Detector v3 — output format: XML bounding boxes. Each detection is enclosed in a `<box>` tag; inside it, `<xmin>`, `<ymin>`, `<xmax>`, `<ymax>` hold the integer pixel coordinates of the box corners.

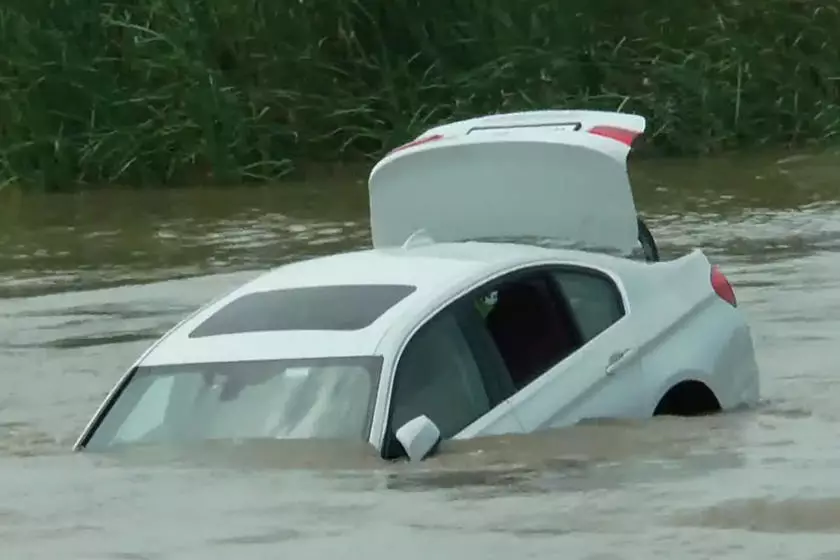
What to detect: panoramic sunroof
<box><xmin>189</xmin><ymin>284</ymin><xmax>417</xmax><ymax>337</ymax></box>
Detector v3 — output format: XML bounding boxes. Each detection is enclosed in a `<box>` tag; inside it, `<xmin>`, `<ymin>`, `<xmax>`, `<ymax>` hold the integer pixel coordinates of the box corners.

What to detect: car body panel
<box><xmin>368</xmin><ymin>111</ymin><xmax>646</xmax><ymax>255</ymax></box>
<box><xmin>454</xmin><ymin>399</ymin><xmax>525</xmax><ymax>439</ymax></box>
<box><xmin>502</xmin><ymin>312</ymin><xmax>648</xmax><ymax>431</ymax></box>
<box><xmin>495</xmin><ymin>250</ymin><xmax>759</xmax><ymax>431</ymax></box>
<box><xmin>644</xmin><ymin>300</ymin><xmax>761</xmax><ymax>413</ymax></box>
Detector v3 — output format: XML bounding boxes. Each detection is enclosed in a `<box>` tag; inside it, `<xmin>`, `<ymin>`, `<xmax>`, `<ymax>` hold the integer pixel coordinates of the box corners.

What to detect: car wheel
<box><xmin>637</xmin><ymin>217</ymin><xmax>660</xmax><ymax>262</ymax></box>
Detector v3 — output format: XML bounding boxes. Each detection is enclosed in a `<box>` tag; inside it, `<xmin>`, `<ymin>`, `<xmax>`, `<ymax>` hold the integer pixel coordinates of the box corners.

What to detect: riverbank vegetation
<box><xmin>1</xmin><ymin>0</ymin><xmax>838</xmax><ymax>191</ymax></box>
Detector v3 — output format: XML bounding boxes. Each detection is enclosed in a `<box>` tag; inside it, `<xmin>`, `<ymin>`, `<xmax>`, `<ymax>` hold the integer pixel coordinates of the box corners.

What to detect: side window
<box><xmin>550</xmin><ymin>269</ymin><xmax>625</xmax><ymax>342</ymax></box>
<box><xmin>388</xmin><ymin>309</ymin><xmax>492</xmax><ymax>446</ymax></box>
<box><xmin>475</xmin><ymin>272</ymin><xmax>582</xmax><ymax>391</ymax></box>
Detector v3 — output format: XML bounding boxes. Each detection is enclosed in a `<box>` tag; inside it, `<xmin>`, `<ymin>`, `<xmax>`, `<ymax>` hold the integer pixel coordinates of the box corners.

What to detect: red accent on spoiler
<box><xmin>588</xmin><ymin>125</ymin><xmax>640</xmax><ymax>147</ymax></box>
<box><xmin>389</xmin><ymin>134</ymin><xmax>444</xmax><ymax>155</ymax></box>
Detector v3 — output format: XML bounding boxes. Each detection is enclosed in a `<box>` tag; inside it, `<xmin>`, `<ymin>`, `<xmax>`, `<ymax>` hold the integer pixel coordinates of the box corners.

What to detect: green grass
<box><xmin>1</xmin><ymin>0</ymin><xmax>839</xmax><ymax>191</ymax></box>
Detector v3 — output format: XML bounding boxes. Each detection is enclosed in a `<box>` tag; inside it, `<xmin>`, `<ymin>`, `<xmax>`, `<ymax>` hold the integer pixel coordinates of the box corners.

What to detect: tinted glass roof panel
<box><xmin>189</xmin><ymin>284</ymin><xmax>417</xmax><ymax>338</ymax></box>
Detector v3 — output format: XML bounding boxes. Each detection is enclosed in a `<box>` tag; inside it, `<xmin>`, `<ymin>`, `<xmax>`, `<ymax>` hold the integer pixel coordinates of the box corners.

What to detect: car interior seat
<box><xmin>485</xmin><ymin>280</ymin><xmax>576</xmax><ymax>389</ymax></box>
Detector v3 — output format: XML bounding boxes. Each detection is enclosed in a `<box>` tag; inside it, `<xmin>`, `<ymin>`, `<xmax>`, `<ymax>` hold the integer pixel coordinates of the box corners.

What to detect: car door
<box><xmin>380</xmin><ymin>300</ymin><xmax>522</xmax><ymax>460</ymax></box>
<box><xmin>468</xmin><ymin>264</ymin><xmax>648</xmax><ymax>432</ymax></box>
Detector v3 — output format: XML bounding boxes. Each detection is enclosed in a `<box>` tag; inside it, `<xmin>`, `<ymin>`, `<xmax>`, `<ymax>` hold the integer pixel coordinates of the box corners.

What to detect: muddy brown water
<box><xmin>3</xmin><ymin>150</ymin><xmax>840</xmax><ymax>559</ymax></box>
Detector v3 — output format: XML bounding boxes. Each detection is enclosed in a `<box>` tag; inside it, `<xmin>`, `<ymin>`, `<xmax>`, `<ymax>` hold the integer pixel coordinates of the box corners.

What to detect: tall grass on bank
<box><xmin>1</xmin><ymin>0</ymin><xmax>839</xmax><ymax>190</ymax></box>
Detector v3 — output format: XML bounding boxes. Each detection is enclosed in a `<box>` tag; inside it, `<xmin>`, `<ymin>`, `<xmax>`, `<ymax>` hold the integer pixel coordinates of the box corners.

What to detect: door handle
<box><xmin>605</xmin><ymin>348</ymin><xmax>637</xmax><ymax>375</ymax></box>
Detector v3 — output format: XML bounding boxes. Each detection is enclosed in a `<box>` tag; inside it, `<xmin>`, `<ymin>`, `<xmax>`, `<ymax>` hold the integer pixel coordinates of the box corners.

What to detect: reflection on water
<box><xmin>2</xmin><ymin>149</ymin><xmax>840</xmax><ymax>557</ymax></box>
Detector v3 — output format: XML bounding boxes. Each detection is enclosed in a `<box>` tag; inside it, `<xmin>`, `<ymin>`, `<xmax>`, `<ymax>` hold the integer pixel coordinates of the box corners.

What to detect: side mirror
<box><xmin>395</xmin><ymin>415</ymin><xmax>441</xmax><ymax>462</ymax></box>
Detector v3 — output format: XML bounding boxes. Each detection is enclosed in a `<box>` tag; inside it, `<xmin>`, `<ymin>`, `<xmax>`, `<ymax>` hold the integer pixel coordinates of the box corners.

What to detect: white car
<box><xmin>74</xmin><ymin>110</ymin><xmax>760</xmax><ymax>462</ymax></box>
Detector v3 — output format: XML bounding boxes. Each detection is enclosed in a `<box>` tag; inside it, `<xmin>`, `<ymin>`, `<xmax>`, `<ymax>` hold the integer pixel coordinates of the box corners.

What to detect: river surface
<box><xmin>2</xmin><ymin>150</ymin><xmax>840</xmax><ymax>559</ymax></box>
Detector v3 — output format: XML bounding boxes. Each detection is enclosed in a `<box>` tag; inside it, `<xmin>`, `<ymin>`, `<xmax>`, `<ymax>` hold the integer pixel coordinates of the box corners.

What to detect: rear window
<box><xmin>189</xmin><ymin>284</ymin><xmax>417</xmax><ymax>338</ymax></box>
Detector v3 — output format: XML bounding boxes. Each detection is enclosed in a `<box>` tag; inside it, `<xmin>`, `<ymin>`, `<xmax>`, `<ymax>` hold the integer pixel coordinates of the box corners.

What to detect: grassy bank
<box><xmin>1</xmin><ymin>0</ymin><xmax>839</xmax><ymax>191</ymax></box>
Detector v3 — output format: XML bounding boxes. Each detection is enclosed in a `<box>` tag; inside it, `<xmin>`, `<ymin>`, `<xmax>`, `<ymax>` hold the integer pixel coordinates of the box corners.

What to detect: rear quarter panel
<box><xmin>646</xmin><ymin>297</ymin><xmax>760</xmax><ymax>411</ymax></box>
<box><xmin>624</xmin><ymin>251</ymin><xmax>761</xmax><ymax>413</ymax></box>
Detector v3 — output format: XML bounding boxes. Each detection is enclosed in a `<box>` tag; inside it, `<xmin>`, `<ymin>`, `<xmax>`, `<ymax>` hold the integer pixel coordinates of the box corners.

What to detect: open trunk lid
<box><xmin>368</xmin><ymin>110</ymin><xmax>646</xmax><ymax>255</ymax></box>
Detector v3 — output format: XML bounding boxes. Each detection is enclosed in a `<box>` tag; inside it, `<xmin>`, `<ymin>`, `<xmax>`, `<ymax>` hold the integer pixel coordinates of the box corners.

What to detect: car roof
<box><xmin>140</xmin><ymin>246</ymin><xmax>487</xmax><ymax>366</ymax></box>
<box><xmin>139</xmin><ymin>241</ymin><xmax>647</xmax><ymax>367</ymax></box>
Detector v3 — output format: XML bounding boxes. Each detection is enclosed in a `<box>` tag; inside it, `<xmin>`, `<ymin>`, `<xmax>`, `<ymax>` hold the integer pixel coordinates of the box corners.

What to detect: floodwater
<box><xmin>2</xmin><ymin>149</ymin><xmax>840</xmax><ymax>559</ymax></box>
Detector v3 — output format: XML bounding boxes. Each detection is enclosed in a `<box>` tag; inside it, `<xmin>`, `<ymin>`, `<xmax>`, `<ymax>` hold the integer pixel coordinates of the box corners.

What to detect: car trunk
<box><xmin>367</xmin><ymin>110</ymin><xmax>646</xmax><ymax>256</ymax></box>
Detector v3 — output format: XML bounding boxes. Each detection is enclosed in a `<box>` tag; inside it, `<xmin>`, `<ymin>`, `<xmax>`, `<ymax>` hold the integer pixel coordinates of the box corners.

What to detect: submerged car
<box><xmin>74</xmin><ymin>110</ymin><xmax>760</xmax><ymax>462</ymax></box>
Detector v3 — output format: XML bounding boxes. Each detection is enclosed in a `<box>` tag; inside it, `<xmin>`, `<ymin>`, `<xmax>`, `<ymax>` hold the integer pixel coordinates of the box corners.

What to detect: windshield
<box><xmin>83</xmin><ymin>356</ymin><xmax>382</xmax><ymax>450</ymax></box>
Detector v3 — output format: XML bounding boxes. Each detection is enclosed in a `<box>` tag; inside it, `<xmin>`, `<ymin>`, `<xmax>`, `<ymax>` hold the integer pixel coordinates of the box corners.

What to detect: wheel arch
<box><xmin>652</xmin><ymin>377</ymin><xmax>722</xmax><ymax>417</ymax></box>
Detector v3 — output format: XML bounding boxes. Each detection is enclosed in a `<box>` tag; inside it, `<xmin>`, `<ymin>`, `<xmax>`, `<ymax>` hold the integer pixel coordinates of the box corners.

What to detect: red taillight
<box><xmin>711</xmin><ymin>265</ymin><xmax>737</xmax><ymax>307</ymax></box>
<box><xmin>588</xmin><ymin>125</ymin><xmax>639</xmax><ymax>147</ymax></box>
<box><xmin>389</xmin><ymin>134</ymin><xmax>444</xmax><ymax>155</ymax></box>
